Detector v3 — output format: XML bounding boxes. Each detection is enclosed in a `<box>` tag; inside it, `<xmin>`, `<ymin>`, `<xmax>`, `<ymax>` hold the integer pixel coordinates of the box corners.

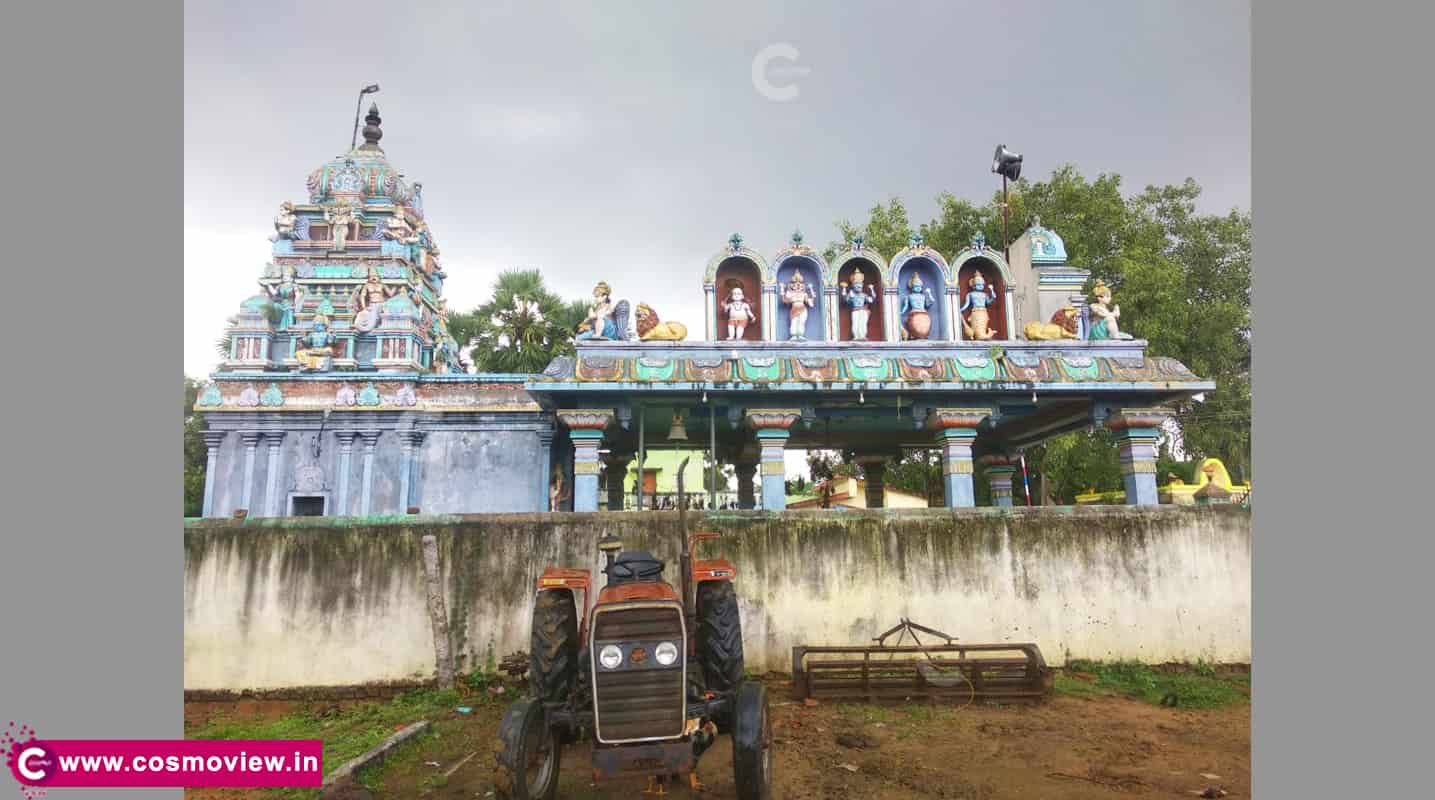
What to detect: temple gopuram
<box><xmin>194</xmin><ymin>109</ymin><xmax>1214</xmax><ymax>518</ymax></box>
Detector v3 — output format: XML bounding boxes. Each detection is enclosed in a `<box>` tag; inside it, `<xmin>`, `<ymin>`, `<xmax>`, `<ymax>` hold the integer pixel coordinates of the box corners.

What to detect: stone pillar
<box><xmin>855</xmin><ymin>455</ymin><xmax>888</xmax><ymax>509</ymax></box>
<box><xmin>263</xmin><ymin>432</ymin><xmax>285</xmax><ymax>517</ymax></box>
<box><xmin>734</xmin><ymin>462</ymin><xmax>758</xmax><ymax>509</ymax></box>
<box><xmin>200</xmin><ymin>431</ymin><xmax>226</xmax><ymax>517</ymax></box>
<box><xmin>399</xmin><ymin>430</ymin><xmax>427</xmax><ymax>513</ymax></box>
<box><xmin>1105</xmin><ymin>408</ymin><xmax>1168</xmax><ymax>506</ymax></box>
<box><xmin>979</xmin><ymin>454</ymin><xmax>1020</xmax><ymax>507</ymax></box>
<box><xmin>557</xmin><ymin>409</ymin><xmax>616</xmax><ymax>512</ymax></box>
<box><xmin>928</xmin><ymin>408</ymin><xmax>991</xmax><ymax>508</ymax></box>
<box><xmin>538</xmin><ymin>427</ymin><xmax>555</xmax><ymax>512</ymax></box>
<box><xmin>238</xmin><ymin>431</ymin><xmax>262</xmax><ymax>514</ymax></box>
<box><xmin>603</xmin><ymin>452</ymin><xmax>633</xmax><ymax>511</ymax></box>
<box><xmin>358</xmin><ymin>430</ymin><xmax>381</xmax><ymax>515</ymax></box>
<box><xmin>334</xmin><ymin>431</ymin><xmax>358</xmax><ymax>515</ymax></box>
<box><xmin>746</xmin><ymin>409</ymin><xmax>801</xmax><ymax>510</ymax></box>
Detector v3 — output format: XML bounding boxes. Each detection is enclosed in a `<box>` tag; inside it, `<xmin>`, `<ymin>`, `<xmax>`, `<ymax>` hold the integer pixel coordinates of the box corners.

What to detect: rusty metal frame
<box><xmin>591</xmin><ymin>741</ymin><xmax>696</xmax><ymax>781</ymax></box>
<box><xmin>791</xmin><ymin>640</ymin><xmax>1052</xmax><ymax>703</ymax></box>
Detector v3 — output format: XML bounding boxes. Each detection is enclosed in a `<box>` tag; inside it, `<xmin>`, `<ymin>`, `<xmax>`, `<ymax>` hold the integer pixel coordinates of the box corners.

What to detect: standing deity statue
<box><xmin>722</xmin><ymin>282</ymin><xmax>757</xmax><ymax>340</ymax></box>
<box><xmin>900</xmin><ymin>274</ymin><xmax>937</xmax><ymax>340</ymax></box>
<box><xmin>384</xmin><ymin>212</ymin><xmax>418</xmax><ymax>245</ymax></box>
<box><xmin>959</xmin><ymin>273</ymin><xmax>999</xmax><ymax>340</ymax></box>
<box><xmin>262</xmin><ymin>266</ymin><xmax>299</xmax><ymax>330</ymax></box>
<box><xmin>577</xmin><ymin>281</ymin><xmax>619</xmax><ymax>340</ymax></box>
<box><xmin>270</xmin><ymin>201</ymin><xmax>298</xmax><ymax>241</ymax></box>
<box><xmin>351</xmin><ymin>266</ymin><xmax>397</xmax><ymax>332</ymax></box>
<box><xmin>780</xmin><ymin>272</ymin><xmax>816</xmax><ymax>341</ymax></box>
<box><xmin>840</xmin><ymin>268</ymin><xmax>878</xmax><ymax>340</ymax></box>
<box><xmin>324</xmin><ymin>203</ymin><xmax>358</xmax><ymax>251</ymax></box>
<box><xmin>1086</xmin><ymin>280</ymin><xmax>1133</xmax><ymax>340</ymax></box>
<box><xmin>295</xmin><ymin>315</ymin><xmax>335</xmax><ymax>371</ymax></box>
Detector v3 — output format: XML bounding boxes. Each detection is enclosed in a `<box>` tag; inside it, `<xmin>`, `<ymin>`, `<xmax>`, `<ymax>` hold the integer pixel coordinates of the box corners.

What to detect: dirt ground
<box><xmin>186</xmin><ymin>677</ymin><xmax>1249</xmax><ymax>800</ymax></box>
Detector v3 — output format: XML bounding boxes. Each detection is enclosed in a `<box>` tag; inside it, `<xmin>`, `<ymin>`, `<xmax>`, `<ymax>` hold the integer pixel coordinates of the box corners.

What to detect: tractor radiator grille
<box><xmin>592</xmin><ymin>604</ymin><xmax>685</xmax><ymax>743</ymax></box>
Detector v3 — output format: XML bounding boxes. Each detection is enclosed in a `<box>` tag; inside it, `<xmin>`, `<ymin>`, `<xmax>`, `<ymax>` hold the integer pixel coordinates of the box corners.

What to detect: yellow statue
<box><xmin>634</xmin><ymin>303</ymin><xmax>688</xmax><ymax>341</ymax></box>
<box><xmin>1023</xmin><ymin>307</ymin><xmax>1082</xmax><ymax>340</ymax></box>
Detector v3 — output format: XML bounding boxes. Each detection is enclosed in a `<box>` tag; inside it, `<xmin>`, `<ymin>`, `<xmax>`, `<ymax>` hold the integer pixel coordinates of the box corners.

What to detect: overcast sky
<box><xmin>184</xmin><ymin>0</ymin><xmax>1249</xmax><ymax>378</ymax></box>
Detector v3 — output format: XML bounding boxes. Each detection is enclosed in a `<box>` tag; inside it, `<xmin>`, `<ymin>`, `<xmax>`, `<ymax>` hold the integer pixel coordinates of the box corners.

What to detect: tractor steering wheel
<box><xmin>604</xmin><ymin>558</ymin><xmax>664</xmax><ymax>582</ymax></box>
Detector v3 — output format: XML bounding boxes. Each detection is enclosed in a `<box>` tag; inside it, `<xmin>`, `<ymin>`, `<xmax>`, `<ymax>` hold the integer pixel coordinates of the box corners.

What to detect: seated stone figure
<box><xmin>295</xmin><ymin>315</ymin><xmax>336</xmax><ymax>371</ymax></box>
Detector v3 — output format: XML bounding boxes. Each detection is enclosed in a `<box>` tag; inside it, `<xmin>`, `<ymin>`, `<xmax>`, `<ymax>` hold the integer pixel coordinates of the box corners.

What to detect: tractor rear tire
<box><xmin>696</xmin><ymin>580</ymin><xmax>745</xmax><ymax>693</ymax></box>
<box><xmin>494</xmin><ymin>697</ymin><xmax>561</xmax><ymax>800</ymax></box>
<box><xmin>529</xmin><ymin>589</ymin><xmax>579</xmax><ymax>706</ymax></box>
<box><xmin>732</xmin><ymin>682</ymin><xmax>773</xmax><ymax>800</ymax></box>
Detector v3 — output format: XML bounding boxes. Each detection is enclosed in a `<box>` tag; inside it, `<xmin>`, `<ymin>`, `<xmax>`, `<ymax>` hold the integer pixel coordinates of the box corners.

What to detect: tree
<box><xmin>184</xmin><ymin>376</ymin><xmax>207</xmax><ymax>517</ymax></box>
<box><xmin>463</xmin><ymin>270</ymin><xmax>590</xmax><ymax>374</ymax></box>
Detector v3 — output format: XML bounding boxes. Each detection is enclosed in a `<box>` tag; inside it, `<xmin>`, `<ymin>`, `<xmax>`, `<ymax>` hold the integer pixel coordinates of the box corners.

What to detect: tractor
<box><xmin>494</xmin><ymin>459</ymin><xmax>773</xmax><ymax>799</ymax></box>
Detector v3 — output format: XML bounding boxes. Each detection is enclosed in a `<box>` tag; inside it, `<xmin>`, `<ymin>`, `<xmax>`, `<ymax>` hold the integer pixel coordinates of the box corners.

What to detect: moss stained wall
<box><xmin>183</xmin><ymin>507</ymin><xmax>1251</xmax><ymax>691</ymax></box>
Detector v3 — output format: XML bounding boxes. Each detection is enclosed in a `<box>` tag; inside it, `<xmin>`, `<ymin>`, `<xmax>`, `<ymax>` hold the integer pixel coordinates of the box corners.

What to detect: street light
<box><xmin>991</xmin><ymin>144</ymin><xmax>1023</xmax><ymax>264</ymax></box>
<box><xmin>351</xmin><ymin>84</ymin><xmax>381</xmax><ymax>150</ymax></box>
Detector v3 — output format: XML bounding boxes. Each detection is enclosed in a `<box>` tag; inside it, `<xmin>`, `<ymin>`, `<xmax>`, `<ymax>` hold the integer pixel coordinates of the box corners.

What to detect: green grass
<box><xmin>187</xmin><ymin>687</ymin><xmax>472</xmax><ymax>798</ymax></box>
<box><xmin>1057</xmin><ymin>660</ymin><xmax>1249</xmax><ymax>709</ymax></box>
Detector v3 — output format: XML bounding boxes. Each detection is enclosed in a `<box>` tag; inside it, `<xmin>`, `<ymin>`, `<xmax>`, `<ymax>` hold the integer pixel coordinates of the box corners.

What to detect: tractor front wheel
<box><xmin>731</xmin><ymin>682</ymin><xmax>773</xmax><ymax>800</ymax></box>
<box><xmin>494</xmin><ymin>698</ymin><xmax>561</xmax><ymax>800</ymax></box>
<box><xmin>697</xmin><ymin>580</ymin><xmax>745</xmax><ymax>692</ymax></box>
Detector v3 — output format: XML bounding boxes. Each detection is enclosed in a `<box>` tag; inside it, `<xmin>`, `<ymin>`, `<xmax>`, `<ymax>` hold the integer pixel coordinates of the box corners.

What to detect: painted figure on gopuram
<box><xmin>262</xmin><ymin>265</ymin><xmax>299</xmax><ymax>331</ymax></box>
<box><xmin>295</xmin><ymin>315</ymin><xmax>335</xmax><ymax>371</ymax></box>
<box><xmin>781</xmin><ymin>272</ymin><xmax>816</xmax><ymax>341</ymax></box>
<box><xmin>960</xmin><ymin>273</ymin><xmax>999</xmax><ymax>340</ymax></box>
<box><xmin>900</xmin><ymin>273</ymin><xmax>936</xmax><ymax>340</ymax></box>
<box><xmin>841</xmin><ymin>268</ymin><xmax>877</xmax><ymax>340</ymax></box>
<box><xmin>722</xmin><ymin>281</ymin><xmax>757</xmax><ymax>341</ymax></box>
<box><xmin>577</xmin><ymin>281</ymin><xmax>621</xmax><ymax>340</ymax></box>
<box><xmin>1087</xmin><ymin>280</ymin><xmax>1133</xmax><ymax>340</ymax></box>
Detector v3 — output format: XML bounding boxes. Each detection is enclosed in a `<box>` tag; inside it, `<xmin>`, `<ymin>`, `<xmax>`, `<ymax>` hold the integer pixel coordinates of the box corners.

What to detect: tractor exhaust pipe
<box><xmin>676</xmin><ymin>456</ymin><xmax>695</xmax><ymax>622</ymax></box>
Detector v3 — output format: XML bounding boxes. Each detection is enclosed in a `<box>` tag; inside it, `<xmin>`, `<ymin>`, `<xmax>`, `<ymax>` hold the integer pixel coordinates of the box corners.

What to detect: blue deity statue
<box><xmin>840</xmin><ymin>269</ymin><xmax>878</xmax><ymax>340</ymax></box>
<box><xmin>959</xmin><ymin>274</ymin><xmax>999</xmax><ymax>340</ymax></box>
<box><xmin>295</xmin><ymin>315</ymin><xmax>334</xmax><ymax>371</ymax></box>
<box><xmin>900</xmin><ymin>274</ymin><xmax>937</xmax><ymax>340</ymax></box>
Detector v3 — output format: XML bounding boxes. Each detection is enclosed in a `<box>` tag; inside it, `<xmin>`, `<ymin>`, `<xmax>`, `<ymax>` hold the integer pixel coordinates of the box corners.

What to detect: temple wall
<box><xmin>183</xmin><ymin>507</ymin><xmax>1251</xmax><ymax>692</ymax></box>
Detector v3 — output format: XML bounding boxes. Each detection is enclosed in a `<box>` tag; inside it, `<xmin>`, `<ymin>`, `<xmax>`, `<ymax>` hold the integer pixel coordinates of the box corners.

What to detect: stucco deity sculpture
<box><xmin>1023</xmin><ymin>307</ymin><xmax>1082</xmax><ymax>340</ymax></box>
<box><xmin>270</xmin><ymin>201</ymin><xmax>297</xmax><ymax>241</ymax></box>
<box><xmin>780</xmin><ymin>272</ymin><xmax>816</xmax><ymax>341</ymax></box>
<box><xmin>900</xmin><ymin>274</ymin><xmax>937</xmax><ymax>340</ymax></box>
<box><xmin>262</xmin><ymin>266</ymin><xmax>299</xmax><ymax>330</ymax></box>
<box><xmin>721</xmin><ymin>281</ymin><xmax>757</xmax><ymax>340</ymax></box>
<box><xmin>577</xmin><ymin>281</ymin><xmax>620</xmax><ymax>340</ymax></box>
<box><xmin>384</xmin><ymin>212</ymin><xmax>418</xmax><ymax>245</ymax></box>
<box><xmin>351</xmin><ymin>266</ymin><xmax>397</xmax><ymax>332</ymax></box>
<box><xmin>960</xmin><ymin>273</ymin><xmax>998</xmax><ymax>340</ymax></box>
<box><xmin>1087</xmin><ymin>280</ymin><xmax>1133</xmax><ymax>340</ymax></box>
<box><xmin>840</xmin><ymin>268</ymin><xmax>877</xmax><ymax>340</ymax></box>
<box><xmin>325</xmin><ymin>202</ymin><xmax>358</xmax><ymax>251</ymax></box>
<box><xmin>295</xmin><ymin>315</ymin><xmax>335</xmax><ymax>371</ymax></box>
<box><xmin>634</xmin><ymin>304</ymin><xmax>688</xmax><ymax>341</ymax></box>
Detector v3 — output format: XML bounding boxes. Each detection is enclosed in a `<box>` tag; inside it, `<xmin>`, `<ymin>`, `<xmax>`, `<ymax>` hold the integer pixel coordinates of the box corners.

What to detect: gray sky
<box><xmin>184</xmin><ymin>0</ymin><xmax>1249</xmax><ymax>378</ymax></box>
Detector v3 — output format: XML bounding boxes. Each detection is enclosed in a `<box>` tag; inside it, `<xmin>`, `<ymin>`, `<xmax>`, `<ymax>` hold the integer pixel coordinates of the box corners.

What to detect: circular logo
<box><xmin>751</xmin><ymin>43</ymin><xmax>810</xmax><ymax>103</ymax></box>
<box><xmin>12</xmin><ymin>742</ymin><xmax>57</xmax><ymax>786</ymax></box>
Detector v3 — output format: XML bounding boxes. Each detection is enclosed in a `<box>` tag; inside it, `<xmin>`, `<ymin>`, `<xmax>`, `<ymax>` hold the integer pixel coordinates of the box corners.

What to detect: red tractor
<box><xmin>494</xmin><ymin>463</ymin><xmax>772</xmax><ymax>799</ymax></box>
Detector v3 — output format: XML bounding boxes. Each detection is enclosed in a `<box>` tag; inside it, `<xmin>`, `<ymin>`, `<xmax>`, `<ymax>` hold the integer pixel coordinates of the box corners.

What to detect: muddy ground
<box><xmin>186</xmin><ymin>676</ymin><xmax>1249</xmax><ymax>800</ymax></box>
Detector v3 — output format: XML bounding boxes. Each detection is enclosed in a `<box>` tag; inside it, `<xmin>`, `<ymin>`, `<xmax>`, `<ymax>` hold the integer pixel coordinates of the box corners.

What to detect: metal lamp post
<box><xmin>991</xmin><ymin>145</ymin><xmax>1024</xmax><ymax>264</ymax></box>
<box><xmin>350</xmin><ymin>84</ymin><xmax>381</xmax><ymax>150</ymax></box>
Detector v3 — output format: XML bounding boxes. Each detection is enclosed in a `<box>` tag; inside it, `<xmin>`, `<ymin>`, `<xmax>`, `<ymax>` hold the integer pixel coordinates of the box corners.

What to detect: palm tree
<box><xmin>465</xmin><ymin>270</ymin><xmax>587</xmax><ymax>374</ymax></box>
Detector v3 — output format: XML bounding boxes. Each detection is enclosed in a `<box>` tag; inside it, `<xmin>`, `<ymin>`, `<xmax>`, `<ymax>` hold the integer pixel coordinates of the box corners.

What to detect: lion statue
<box><xmin>634</xmin><ymin>303</ymin><xmax>688</xmax><ymax>341</ymax></box>
<box><xmin>1023</xmin><ymin>306</ymin><xmax>1081</xmax><ymax>341</ymax></box>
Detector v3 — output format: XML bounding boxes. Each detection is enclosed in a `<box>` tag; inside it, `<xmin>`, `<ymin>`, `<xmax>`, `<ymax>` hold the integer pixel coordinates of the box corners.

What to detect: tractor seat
<box><xmin>606</xmin><ymin>550</ymin><xmax>666</xmax><ymax>585</ymax></box>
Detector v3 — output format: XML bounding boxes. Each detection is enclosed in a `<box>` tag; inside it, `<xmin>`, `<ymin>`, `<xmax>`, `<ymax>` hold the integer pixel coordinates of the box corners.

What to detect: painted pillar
<box><xmin>399</xmin><ymin>430</ymin><xmax>426</xmax><ymax>513</ymax></box>
<box><xmin>734</xmin><ymin>462</ymin><xmax>758</xmax><ymax>509</ymax></box>
<box><xmin>703</xmin><ymin>284</ymin><xmax>716</xmax><ymax>340</ymax></box>
<box><xmin>263</xmin><ymin>432</ymin><xmax>285</xmax><ymax>517</ymax></box>
<box><xmin>745</xmin><ymin>409</ymin><xmax>801</xmax><ymax>511</ymax></box>
<box><xmin>200</xmin><ymin>430</ymin><xmax>226</xmax><ymax>517</ymax></box>
<box><xmin>334</xmin><ymin>431</ymin><xmax>358</xmax><ymax>515</ymax></box>
<box><xmin>358</xmin><ymin>430</ymin><xmax>381</xmax><ymax>515</ymax></box>
<box><xmin>557</xmin><ymin>409</ymin><xmax>616</xmax><ymax>512</ymax></box>
<box><xmin>823</xmin><ymin>287</ymin><xmax>839</xmax><ymax>342</ymax></box>
<box><xmin>883</xmin><ymin>286</ymin><xmax>899</xmax><ymax>342</ymax></box>
<box><xmin>928</xmin><ymin>408</ymin><xmax>991</xmax><ymax>508</ymax></box>
<box><xmin>855</xmin><ymin>455</ymin><xmax>888</xmax><ymax>509</ymax></box>
<box><xmin>603</xmin><ymin>453</ymin><xmax>633</xmax><ymax>511</ymax></box>
<box><xmin>947</xmin><ymin>287</ymin><xmax>963</xmax><ymax>342</ymax></box>
<box><xmin>1003</xmin><ymin>287</ymin><xmax>1017</xmax><ymax>340</ymax></box>
<box><xmin>1105</xmin><ymin>408</ymin><xmax>1169</xmax><ymax>506</ymax></box>
<box><xmin>979</xmin><ymin>453</ymin><xmax>1019</xmax><ymax>507</ymax></box>
<box><xmin>238</xmin><ymin>431</ymin><xmax>262</xmax><ymax>514</ymax></box>
<box><xmin>761</xmin><ymin>284</ymin><xmax>776</xmax><ymax>341</ymax></box>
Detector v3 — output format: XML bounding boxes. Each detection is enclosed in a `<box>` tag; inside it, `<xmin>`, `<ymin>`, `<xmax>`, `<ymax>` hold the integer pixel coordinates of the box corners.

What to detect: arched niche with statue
<box><xmin>770</xmin><ymin>238</ymin><xmax>829</xmax><ymax>342</ymax></box>
<box><xmin>950</xmin><ymin>234</ymin><xmax>1017</xmax><ymax>341</ymax></box>
<box><xmin>703</xmin><ymin>235</ymin><xmax>769</xmax><ymax>342</ymax></box>
<box><xmin>828</xmin><ymin>244</ymin><xmax>888</xmax><ymax>342</ymax></box>
<box><xmin>887</xmin><ymin>238</ymin><xmax>953</xmax><ymax>341</ymax></box>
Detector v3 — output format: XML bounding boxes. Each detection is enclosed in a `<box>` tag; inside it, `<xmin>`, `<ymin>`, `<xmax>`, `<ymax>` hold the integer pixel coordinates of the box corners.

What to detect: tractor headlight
<box><xmin>655</xmin><ymin>641</ymin><xmax>678</xmax><ymax>666</ymax></box>
<box><xmin>599</xmin><ymin>644</ymin><xmax>623</xmax><ymax>670</ymax></box>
